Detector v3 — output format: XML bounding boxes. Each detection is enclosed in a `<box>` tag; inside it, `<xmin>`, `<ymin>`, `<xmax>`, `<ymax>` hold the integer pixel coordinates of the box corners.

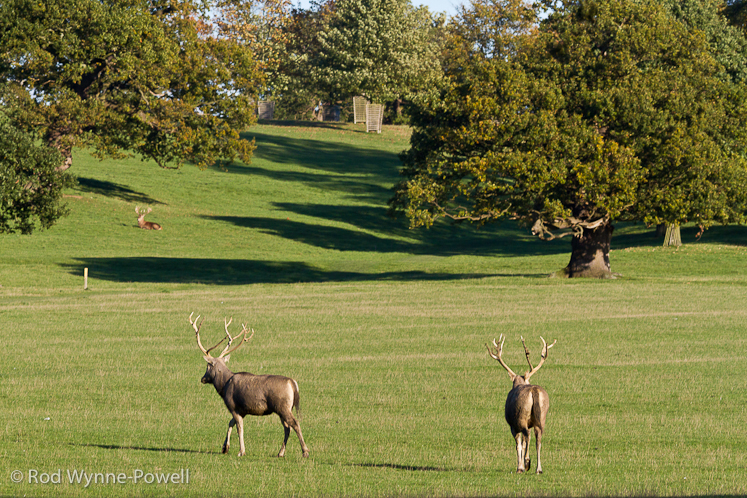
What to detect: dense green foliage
<box><xmin>0</xmin><ymin>112</ymin><xmax>74</xmax><ymax>233</ymax></box>
<box><xmin>662</xmin><ymin>0</ymin><xmax>747</xmax><ymax>82</ymax></box>
<box><xmin>0</xmin><ymin>0</ymin><xmax>261</xmax><ymax>170</ymax></box>
<box><xmin>1</xmin><ymin>123</ymin><xmax>747</xmax><ymax>497</ymax></box>
<box><xmin>390</xmin><ymin>0</ymin><xmax>747</xmax><ymax>276</ymax></box>
<box><xmin>313</xmin><ymin>0</ymin><xmax>443</xmax><ymax>104</ymax></box>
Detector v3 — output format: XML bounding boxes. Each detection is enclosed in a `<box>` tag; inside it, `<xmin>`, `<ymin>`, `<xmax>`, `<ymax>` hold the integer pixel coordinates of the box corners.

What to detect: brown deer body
<box><xmin>135</xmin><ymin>207</ymin><xmax>162</xmax><ymax>230</ymax></box>
<box><xmin>190</xmin><ymin>314</ymin><xmax>309</xmax><ymax>458</ymax></box>
<box><xmin>487</xmin><ymin>335</ymin><xmax>556</xmax><ymax>474</ymax></box>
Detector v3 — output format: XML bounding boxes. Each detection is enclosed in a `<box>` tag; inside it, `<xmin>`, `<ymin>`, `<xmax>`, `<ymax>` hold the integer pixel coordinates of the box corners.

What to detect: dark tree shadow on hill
<box><xmin>75</xmin><ymin>178</ymin><xmax>164</xmax><ymax>205</ymax></box>
<box><xmin>205</xmin><ymin>210</ymin><xmax>569</xmax><ymax>258</ymax></box>
<box><xmin>256</xmin><ymin>119</ymin><xmax>363</xmax><ymax>132</ymax></box>
<box><xmin>61</xmin><ymin>258</ymin><xmax>544</xmax><ymax>285</ymax></box>
<box><xmin>242</xmin><ymin>131</ymin><xmax>402</xmax><ymax>179</ymax></box>
<box><xmin>211</xmin><ymin>131</ymin><xmax>402</xmax><ymax>204</ymax></box>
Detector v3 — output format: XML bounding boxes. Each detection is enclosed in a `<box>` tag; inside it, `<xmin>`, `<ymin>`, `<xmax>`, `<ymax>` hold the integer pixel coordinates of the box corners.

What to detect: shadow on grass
<box><xmin>613</xmin><ymin>223</ymin><xmax>747</xmax><ymax>248</ymax></box>
<box><xmin>74</xmin><ymin>443</ymin><xmax>205</xmax><ymax>454</ymax></box>
<box><xmin>248</xmin><ymin>132</ymin><xmax>399</xmax><ymax>175</ymax></box>
<box><xmin>75</xmin><ymin>178</ymin><xmax>164</xmax><ymax>205</ymax></box>
<box><xmin>205</xmin><ymin>211</ymin><xmax>568</xmax><ymax>258</ymax></box>
<box><xmin>256</xmin><ymin>119</ymin><xmax>361</xmax><ymax>132</ymax></box>
<box><xmin>61</xmin><ymin>258</ymin><xmax>547</xmax><ymax>285</ymax></box>
<box><xmin>350</xmin><ymin>462</ymin><xmax>450</xmax><ymax>472</ymax></box>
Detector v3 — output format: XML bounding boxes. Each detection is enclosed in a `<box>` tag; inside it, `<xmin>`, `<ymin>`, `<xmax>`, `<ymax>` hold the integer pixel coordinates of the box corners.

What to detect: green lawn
<box><xmin>1</xmin><ymin>122</ymin><xmax>746</xmax><ymax>497</ymax></box>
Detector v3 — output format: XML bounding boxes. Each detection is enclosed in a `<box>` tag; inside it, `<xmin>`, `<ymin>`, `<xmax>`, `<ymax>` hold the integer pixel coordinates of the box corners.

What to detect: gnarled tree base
<box><xmin>555</xmin><ymin>224</ymin><xmax>616</xmax><ymax>279</ymax></box>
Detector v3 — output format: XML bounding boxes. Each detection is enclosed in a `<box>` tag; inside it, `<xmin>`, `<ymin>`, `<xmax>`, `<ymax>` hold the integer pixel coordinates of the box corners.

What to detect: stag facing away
<box><xmin>189</xmin><ymin>313</ymin><xmax>309</xmax><ymax>458</ymax></box>
<box><xmin>486</xmin><ymin>335</ymin><xmax>556</xmax><ymax>474</ymax></box>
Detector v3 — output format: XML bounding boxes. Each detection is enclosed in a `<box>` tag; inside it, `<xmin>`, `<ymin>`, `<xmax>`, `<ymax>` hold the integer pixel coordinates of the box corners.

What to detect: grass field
<box><xmin>1</xmin><ymin>122</ymin><xmax>746</xmax><ymax>497</ymax></box>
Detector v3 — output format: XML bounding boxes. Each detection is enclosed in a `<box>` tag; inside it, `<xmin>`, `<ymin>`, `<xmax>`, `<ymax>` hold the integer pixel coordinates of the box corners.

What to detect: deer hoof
<box><xmin>222</xmin><ymin>445</ymin><xmax>229</xmax><ymax>454</ymax></box>
<box><xmin>238</xmin><ymin>451</ymin><xmax>245</xmax><ymax>457</ymax></box>
<box><xmin>302</xmin><ymin>450</ymin><xmax>309</xmax><ymax>458</ymax></box>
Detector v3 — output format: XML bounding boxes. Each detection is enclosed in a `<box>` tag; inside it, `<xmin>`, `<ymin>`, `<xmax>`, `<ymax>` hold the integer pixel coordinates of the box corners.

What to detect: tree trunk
<box><xmin>564</xmin><ymin>223</ymin><xmax>615</xmax><ymax>278</ymax></box>
<box><xmin>663</xmin><ymin>224</ymin><xmax>681</xmax><ymax>247</ymax></box>
<box><xmin>46</xmin><ymin>131</ymin><xmax>74</xmax><ymax>171</ymax></box>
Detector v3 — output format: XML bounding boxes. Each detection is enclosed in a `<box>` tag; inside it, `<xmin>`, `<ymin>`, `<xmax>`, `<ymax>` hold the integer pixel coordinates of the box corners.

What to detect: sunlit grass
<box><xmin>1</xmin><ymin>122</ymin><xmax>746</xmax><ymax>497</ymax></box>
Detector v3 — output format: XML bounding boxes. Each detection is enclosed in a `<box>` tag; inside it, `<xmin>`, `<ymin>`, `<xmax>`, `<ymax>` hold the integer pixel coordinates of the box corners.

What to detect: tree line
<box><xmin>2</xmin><ymin>0</ymin><xmax>747</xmax><ymax>279</ymax></box>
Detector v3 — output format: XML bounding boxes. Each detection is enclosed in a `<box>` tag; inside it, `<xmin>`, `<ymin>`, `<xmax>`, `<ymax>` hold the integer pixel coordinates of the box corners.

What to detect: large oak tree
<box><xmin>0</xmin><ymin>112</ymin><xmax>74</xmax><ymax>234</ymax></box>
<box><xmin>0</xmin><ymin>0</ymin><xmax>262</xmax><ymax>171</ymax></box>
<box><xmin>390</xmin><ymin>0</ymin><xmax>747</xmax><ymax>277</ymax></box>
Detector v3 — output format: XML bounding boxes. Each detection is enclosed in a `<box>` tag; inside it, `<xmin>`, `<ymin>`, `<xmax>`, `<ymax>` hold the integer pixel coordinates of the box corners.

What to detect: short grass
<box><xmin>1</xmin><ymin>122</ymin><xmax>746</xmax><ymax>497</ymax></box>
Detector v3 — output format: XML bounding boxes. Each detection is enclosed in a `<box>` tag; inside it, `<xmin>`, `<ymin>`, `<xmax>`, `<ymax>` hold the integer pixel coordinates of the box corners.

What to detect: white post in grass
<box><xmin>84</xmin><ymin>267</ymin><xmax>88</xmax><ymax>290</ymax></box>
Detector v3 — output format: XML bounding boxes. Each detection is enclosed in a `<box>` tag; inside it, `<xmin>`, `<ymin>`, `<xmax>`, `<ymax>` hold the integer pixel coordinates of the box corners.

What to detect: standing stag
<box><xmin>189</xmin><ymin>313</ymin><xmax>309</xmax><ymax>458</ymax></box>
<box><xmin>486</xmin><ymin>335</ymin><xmax>556</xmax><ymax>474</ymax></box>
<box><xmin>135</xmin><ymin>206</ymin><xmax>162</xmax><ymax>230</ymax></box>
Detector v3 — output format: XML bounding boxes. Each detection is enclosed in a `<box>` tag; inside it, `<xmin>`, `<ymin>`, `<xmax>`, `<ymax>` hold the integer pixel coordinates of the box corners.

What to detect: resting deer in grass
<box><xmin>189</xmin><ymin>313</ymin><xmax>309</xmax><ymax>458</ymax></box>
<box><xmin>135</xmin><ymin>206</ymin><xmax>162</xmax><ymax>230</ymax></box>
<box><xmin>486</xmin><ymin>335</ymin><xmax>556</xmax><ymax>474</ymax></box>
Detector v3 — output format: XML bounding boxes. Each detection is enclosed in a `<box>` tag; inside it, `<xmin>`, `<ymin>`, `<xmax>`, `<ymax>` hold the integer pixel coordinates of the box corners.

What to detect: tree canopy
<box><xmin>390</xmin><ymin>0</ymin><xmax>747</xmax><ymax>277</ymax></box>
<box><xmin>310</xmin><ymin>0</ymin><xmax>444</xmax><ymax>104</ymax></box>
<box><xmin>0</xmin><ymin>0</ymin><xmax>262</xmax><ymax>170</ymax></box>
<box><xmin>0</xmin><ymin>112</ymin><xmax>74</xmax><ymax>234</ymax></box>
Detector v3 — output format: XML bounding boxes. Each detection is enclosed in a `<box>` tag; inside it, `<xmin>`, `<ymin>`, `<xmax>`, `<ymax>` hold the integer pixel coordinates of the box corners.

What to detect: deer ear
<box><xmin>203</xmin><ymin>355</ymin><xmax>214</xmax><ymax>364</ymax></box>
<box><xmin>223</xmin><ymin>354</ymin><xmax>230</xmax><ymax>364</ymax></box>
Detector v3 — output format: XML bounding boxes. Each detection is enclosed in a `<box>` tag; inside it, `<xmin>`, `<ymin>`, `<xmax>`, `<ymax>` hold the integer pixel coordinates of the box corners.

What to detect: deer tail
<box><xmin>531</xmin><ymin>387</ymin><xmax>543</xmax><ymax>429</ymax></box>
<box><xmin>292</xmin><ymin>379</ymin><xmax>302</xmax><ymax>422</ymax></box>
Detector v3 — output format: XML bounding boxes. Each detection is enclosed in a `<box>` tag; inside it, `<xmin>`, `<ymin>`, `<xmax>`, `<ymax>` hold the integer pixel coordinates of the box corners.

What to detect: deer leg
<box><xmin>223</xmin><ymin>418</ymin><xmax>236</xmax><ymax>454</ymax></box>
<box><xmin>513</xmin><ymin>429</ymin><xmax>525</xmax><ymax>474</ymax></box>
<box><xmin>292</xmin><ymin>419</ymin><xmax>309</xmax><ymax>458</ymax></box>
<box><xmin>235</xmin><ymin>415</ymin><xmax>246</xmax><ymax>457</ymax></box>
<box><xmin>535</xmin><ymin>426</ymin><xmax>543</xmax><ymax>474</ymax></box>
<box><xmin>524</xmin><ymin>429</ymin><xmax>531</xmax><ymax>472</ymax></box>
<box><xmin>278</xmin><ymin>419</ymin><xmax>290</xmax><ymax>458</ymax></box>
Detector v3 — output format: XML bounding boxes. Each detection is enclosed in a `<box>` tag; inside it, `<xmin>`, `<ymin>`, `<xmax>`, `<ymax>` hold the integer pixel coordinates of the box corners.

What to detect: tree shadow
<box><xmin>74</xmin><ymin>443</ymin><xmax>205</xmax><ymax>454</ymax></box>
<box><xmin>272</xmin><ymin>203</ymin><xmax>570</xmax><ymax>257</ymax></box>
<box><xmin>350</xmin><ymin>462</ymin><xmax>452</xmax><ymax>472</ymax></box>
<box><xmin>249</xmin><ymin>132</ymin><xmax>400</xmax><ymax>177</ymax></box>
<box><xmin>75</xmin><ymin>178</ymin><xmax>164</xmax><ymax>205</ymax></box>
<box><xmin>61</xmin><ymin>258</ymin><xmax>544</xmax><ymax>285</ymax></box>
<box><xmin>613</xmin><ymin>222</ymin><xmax>747</xmax><ymax>248</ymax></box>
<box><xmin>255</xmin><ymin>119</ymin><xmax>362</xmax><ymax>132</ymax></box>
<box><xmin>205</xmin><ymin>211</ymin><xmax>568</xmax><ymax>258</ymax></box>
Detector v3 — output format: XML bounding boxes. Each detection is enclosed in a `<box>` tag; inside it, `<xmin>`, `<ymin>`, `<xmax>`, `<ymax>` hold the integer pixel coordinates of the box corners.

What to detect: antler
<box><xmin>521</xmin><ymin>336</ymin><xmax>534</xmax><ymax>372</ymax></box>
<box><xmin>522</xmin><ymin>336</ymin><xmax>556</xmax><ymax>382</ymax></box>
<box><xmin>190</xmin><ymin>313</ymin><xmax>232</xmax><ymax>357</ymax></box>
<box><xmin>189</xmin><ymin>312</ymin><xmax>209</xmax><ymax>355</ymax></box>
<box><xmin>216</xmin><ymin>318</ymin><xmax>254</xmax><ymax>359</ymax></box>
<box><xmin>486</xmin><ymin>334</ymin><xmax>518</xmax><ymax>380</ymax></box>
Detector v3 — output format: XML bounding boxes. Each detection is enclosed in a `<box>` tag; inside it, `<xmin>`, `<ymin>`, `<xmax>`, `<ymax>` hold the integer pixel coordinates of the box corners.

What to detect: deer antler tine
<box><xmin>486</xmin><ymin>342</ymin><xmax>498</xmax><ymax>360</ymax></box>
<box><xmin>487</xmin><ymin>334</ymin><xmax>517</xmax><ymax>380</ymax></box>
<box><xmin>205</xmin><ymin>336</ymin><xmax>227</xmax><ymax>354</ymax></box>
<box><xmin>221</xmin><ymin>325</ymin><xmax>253</xmax><ymax>357</ymax></box>
<box><xmin>524</xmin><ymin>336</ymin><xmax>555</xmax><ymax>382</ymax></box>
<box><xmin>190</xmin><ymin>312</ymin><xmax>210</xmax><ymax>356</ymax></box>
<box><xmin>521</xmin><ymin>335</ymin><xmax>534</xmax><ymax>372</ymax></box>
